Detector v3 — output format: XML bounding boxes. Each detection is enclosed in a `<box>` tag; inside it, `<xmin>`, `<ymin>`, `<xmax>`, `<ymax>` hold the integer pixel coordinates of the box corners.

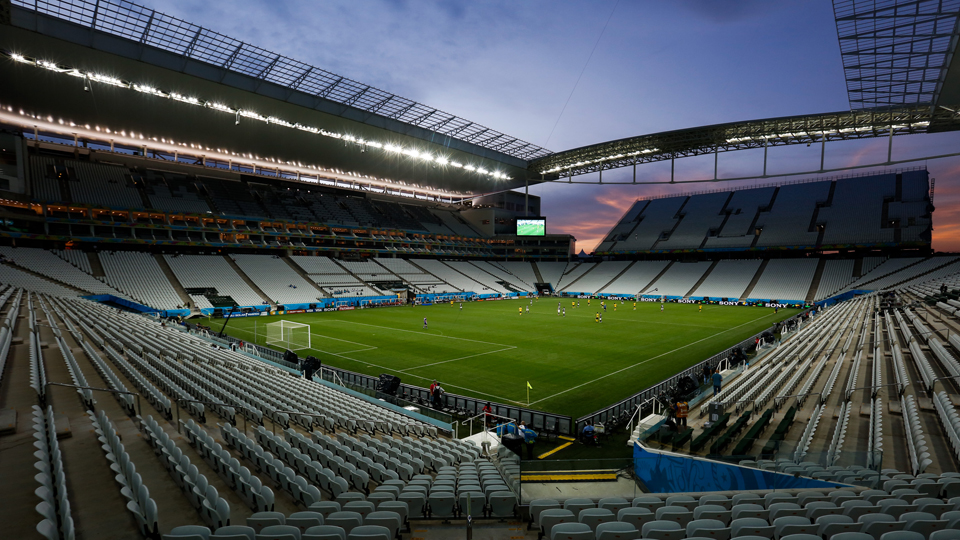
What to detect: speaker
<box><xmin>377</xmin><ymin>374</ymin><xmax>401</xmax><ymax>395</ymax></box>
<box><xmin>284</xmin><ymin>349</ymin><xmax>299</xmax><ymax>365</ymax></box>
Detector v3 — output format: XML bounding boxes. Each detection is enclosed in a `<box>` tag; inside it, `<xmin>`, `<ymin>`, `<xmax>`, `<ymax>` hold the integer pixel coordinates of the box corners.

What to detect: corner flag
<box><xmin>527</xmin><ymin>381</ymin><xmax>533</xmax><ymax>389</ymax></box>
<box><xmin>526</xmin><ymin>381</ymin><xmax>532</xmax><ymax>405</ymax></box>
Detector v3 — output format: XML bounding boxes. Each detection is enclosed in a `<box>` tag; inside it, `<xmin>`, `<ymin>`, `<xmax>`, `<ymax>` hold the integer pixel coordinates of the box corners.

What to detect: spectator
<box><xmin>518</xmin><ymin>421</ymin><xmax>537</xmax><ymax>459</ymax></box>
<box><xmin>712</xmin><ymin>370</ymin><xmax>722</xmax><ymax>396</ymax></box>
<box><xmin>675</xmin><ymin>400</ymin><xmax>688</xmax><ymax>429</ymax></box>
<box><xmin>482</xmin><ymin>402</ymin><xmax>492</xmax><ymax>426</ymax></box>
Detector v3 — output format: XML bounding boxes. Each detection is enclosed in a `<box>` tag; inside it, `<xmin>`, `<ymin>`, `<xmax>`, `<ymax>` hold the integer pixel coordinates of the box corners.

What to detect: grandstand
<box><xmin>2</xmin><ymin>0</ymin><xmax>960</xmax><ymax>538</ymax></box>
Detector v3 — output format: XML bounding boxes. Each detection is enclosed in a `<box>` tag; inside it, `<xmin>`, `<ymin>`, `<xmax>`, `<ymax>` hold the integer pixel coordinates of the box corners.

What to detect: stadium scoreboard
<box><xmin>516</xmin><ymin>218</ymin><xmax>546</xmax><ymax>236</ymax></box>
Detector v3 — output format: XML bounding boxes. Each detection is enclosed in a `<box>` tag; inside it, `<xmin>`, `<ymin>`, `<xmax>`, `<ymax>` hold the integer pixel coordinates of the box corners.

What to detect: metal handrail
<box><xmin>45</xmin><ymin>381</ymin><xmax>142</xmax><ymax>417</ymax></box>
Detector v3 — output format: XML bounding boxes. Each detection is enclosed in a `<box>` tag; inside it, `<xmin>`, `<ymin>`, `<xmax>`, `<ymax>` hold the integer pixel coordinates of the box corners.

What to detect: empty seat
<box><xmin>550</xmin><ymin>522</ymin><xmax>595</xmax><ymax>540</ymax></box>
<box><xmin>564</xmin><ymin>498</ymin><xmax>596</xmax><ymax>519</ymax></box>
<box><xmin>165</xmin><ymin>525</ymin><xmax>213</xmax><ymax>540</ymax></box>
<box><xmin>211</xmin><ymin>525</ymin><xmax>257</xmax><ymax>540</ymax></box>
<box><xmin>303</xmin><ymin>525</ymin><xmax>345</xmax><ymax>540</ymax></box>
<box><xmin>730</xmin><ymin>517</ymin><xmax>774</xmax><ymax>538</ymax></box>
<box><xmin>685</xmin><ymin>518</ymin><xmax>729</xmax><ymax>540</ymax></box>
<box><xmin>289</xmin><ymin>509</ymin><xmax>323</xmax><ymax>522</ymax></box>
<box><xmin>816</xmin><ymin>514</ymin><xmax>861</xmax><ymax>538</ymax></box>
<box><xmin>256</xmin><ymin>525</ymin><xmax>301</xmax><ymax>540</ymax></box>
<box><xmin>617</xmin><ymin>507</ymin><xmax>655</xmax><ymax>531</ymax></box>
<box><xmin>858</xmin><ymin>514</ymin><xmax>904</xmax><ymax>539</ymax></box>
<box><xmin>579</xmin><ymin>508</ymin><xmax>615</xmax><ymax>531</ymax></box>
<box><xmin>774</xmin><ymin>516</ymin><xmax>817</xmax><ymax>538</ymax></box>
<box><xmin>247</xmin><ymin>513</ymin><xmax>285</xmax><ymax>534</ymax></box>
<box><xmin>344</xmin><ymin>524</ymin><xmax>390</xmax><ymax>540</ymax></box>
<box><xmin>595</xmin><ymin>521</ymin><xmax>639</xmax><ymax>540</ymax></box>
<box><xmin>540</xmin><ymin>509</ymin><xmax>576</xmax><ymax>540</ymax></box>
<box><xmin>325</xmin><ymin>512</ymin><xmax>362</xmax><ymax>535</ymax></box>
<box><xmin>641</xmin><ymin>520</ymin><xmax>684</xmax><ymax>540</ymax></box>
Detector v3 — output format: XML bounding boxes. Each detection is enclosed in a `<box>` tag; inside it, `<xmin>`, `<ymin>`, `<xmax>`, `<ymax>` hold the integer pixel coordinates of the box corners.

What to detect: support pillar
<box><xmin>762</xmin><ymin>142</ymin><xmax>768</xmax><ymax>177</ymax></box>
<box><xmin>887</xmin><ymin>124</ymin><xmax>894</xmax><ymax>164</ymax></box>
<box><xmin>819</xmin><ymin>137</ymin><xmax>825</xmax><ymax>172</ymax></box>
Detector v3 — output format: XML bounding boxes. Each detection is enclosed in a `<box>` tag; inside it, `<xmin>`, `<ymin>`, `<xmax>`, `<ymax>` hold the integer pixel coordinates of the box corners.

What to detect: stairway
<box><xmin>639</xmin><ymin>261</ymin><xmax>675</xmax><ymax>295</ymax></box>
<box><xmin>739</xmin><ymin>259</ymin><xmax>769</xmax><ymax>301</ymax></box>
<box><xmin>805</xmin><ymin>259</ymin><xmax>827</xmax><ymax>303</ymax></box>
<box><xmin>558</xmin><ymin>263</ymin><xmax>599</xmax><ymax>293</ymax></box>
<box><xmin>596</xmin><ymin>261</ymin><xmax>636</xmax><ymax>294</ymax></box>
<box><xmin>87</xmin><ymin>252</ymin><xmax>106</xmax><ymax>277</ymax></box>
<box><xmin>282</xmin><ymin>257</ymin><xmax>330</xmax><ymax>298</ymax></box>
<box><xmin>407</xmin><ymin>260</ymin><xmax>463</xmax><ymax>293</ymax></box>
<box><xmin>685</xmin><ymin>260</ymin><xmax>719</xmax><ymax>298</ymax></box>
<box><xmin>153</xmin><ymin>254</ymin><xmax>195</xmax><ymax>312</ymax></box>
<box><xmin>223</xmin><ymin>255</ymin><xmax>276</xmax><ymax>308</ymax></box>
<box><xmin>332</xmin><ymin>259</ymin><xmax>384</xmax><ymax>296</ymax></box>
<box><xmin>531</xmin><ymin>262</ymin><xmax>545</xmax><ymax>285</ymax></box>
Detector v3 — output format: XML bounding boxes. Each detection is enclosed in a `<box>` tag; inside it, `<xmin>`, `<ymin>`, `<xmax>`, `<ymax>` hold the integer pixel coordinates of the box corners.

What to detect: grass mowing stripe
<box><xmin>526</xmin><ymin>310</ymin><xmax>777</xmax><ymax>407</ymax></box>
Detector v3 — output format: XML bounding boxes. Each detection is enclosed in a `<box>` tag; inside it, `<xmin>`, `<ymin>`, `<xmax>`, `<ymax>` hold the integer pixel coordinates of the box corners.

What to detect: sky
<box><xmin>153</xmin><ymin>0</ymin><xmax>960</xmax><ymax>253</ymax></box>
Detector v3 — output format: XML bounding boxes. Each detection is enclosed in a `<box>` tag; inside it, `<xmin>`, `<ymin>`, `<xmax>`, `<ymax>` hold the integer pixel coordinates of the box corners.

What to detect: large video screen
<box><xmin>516</xmin><ymin>218</ymin><xmax>546</xmax><ymax>236</ymax></box>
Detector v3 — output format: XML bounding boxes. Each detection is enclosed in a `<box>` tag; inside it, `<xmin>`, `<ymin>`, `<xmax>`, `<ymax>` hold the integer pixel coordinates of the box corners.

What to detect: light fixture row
<box><xmin>1</xmin><ymin>103</ymin><xmax>470</xmax><ymax>201</ymax></box>
<box><xmin>6</xmin><ymin>51</ymin><xmax>512</xmax><ymax>181</ymax></box>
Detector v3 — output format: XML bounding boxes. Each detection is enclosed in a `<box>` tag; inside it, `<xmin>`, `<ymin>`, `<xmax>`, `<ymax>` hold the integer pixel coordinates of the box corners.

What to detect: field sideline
<box><xmin>221</xmin><ymin>298</ymin><xmax>800</xmax><ymax>418</ymax></box>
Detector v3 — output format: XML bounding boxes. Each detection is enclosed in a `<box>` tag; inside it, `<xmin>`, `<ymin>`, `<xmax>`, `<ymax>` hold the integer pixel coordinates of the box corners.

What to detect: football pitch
<box><xmin>221</xmin><ymin>299</ymin><xmax>800</xmax><ymax>418</ymax></box>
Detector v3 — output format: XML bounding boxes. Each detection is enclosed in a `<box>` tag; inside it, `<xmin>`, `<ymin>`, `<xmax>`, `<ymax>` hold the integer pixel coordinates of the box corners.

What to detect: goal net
<box><xmin>265</xmin><ymin>320</ymin><xmax>311</xmax><ymax>351</ymax></box>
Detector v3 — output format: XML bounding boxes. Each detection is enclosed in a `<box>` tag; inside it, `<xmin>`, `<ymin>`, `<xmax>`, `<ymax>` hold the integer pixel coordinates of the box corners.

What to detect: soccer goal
<box><xmin>265</xmin><ymin>320</ymin><xmax>311</xmax><ymax>351</ymax></box>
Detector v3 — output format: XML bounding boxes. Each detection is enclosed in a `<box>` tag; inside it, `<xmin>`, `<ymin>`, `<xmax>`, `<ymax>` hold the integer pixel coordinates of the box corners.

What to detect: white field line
<box><xmin>231</xmin><ymin>320</ymin><xmax>523</xmax><ymax>404</ymax></box>
<box><xmin>526</xmin><ymin>311</ymin><xmax>779</xmax><ymax>406</ymax></box>
<box><xmin>399</xmin><ymin>346</ymin><xmax>517</xmax><ymax>372</ymax></box>
<box><xmin>318</xmin><ymin>319</ymin><xmax>514</xmax><ymax>348</ymax></box>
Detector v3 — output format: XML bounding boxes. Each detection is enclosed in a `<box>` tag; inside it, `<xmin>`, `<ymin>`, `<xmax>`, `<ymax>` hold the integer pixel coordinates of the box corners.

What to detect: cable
<box><xmin>543</xmin><ymin>0</ymin><xmax>621</xmax><ymax>147</ymax></box>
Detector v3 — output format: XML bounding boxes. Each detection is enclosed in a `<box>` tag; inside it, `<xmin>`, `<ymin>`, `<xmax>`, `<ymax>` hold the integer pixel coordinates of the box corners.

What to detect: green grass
<box><xmin>220</xmin><ymin>299</ymin><xmax>799</xmax><ymax>419</ymax></box>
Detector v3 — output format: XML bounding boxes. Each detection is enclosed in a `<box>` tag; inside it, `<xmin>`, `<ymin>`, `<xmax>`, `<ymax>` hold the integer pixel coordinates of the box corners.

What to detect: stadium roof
<box><xmin>529</xmin><ymin>105</ymin><xmax>960</xmax><ymax>178</ymax></box>
<box><xmin>833</xmin><ymin>0</ymin><xmax>960</xmax><ymax>108</ymax></box>
<box><xmin>7</xmin><ymin>0</ymin><xmax>551</xmax><ymax>162</ymax></box>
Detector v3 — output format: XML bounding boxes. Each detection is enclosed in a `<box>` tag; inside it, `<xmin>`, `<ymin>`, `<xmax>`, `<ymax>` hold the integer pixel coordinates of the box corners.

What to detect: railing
<box><xmin>575</xmin><ymin>310</ymin><xmax>807</xmax><ymax>434</ymax></box>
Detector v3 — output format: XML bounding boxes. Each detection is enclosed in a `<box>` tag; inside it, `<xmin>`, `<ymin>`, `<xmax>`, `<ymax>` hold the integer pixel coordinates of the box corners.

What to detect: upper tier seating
<box><xmin>657</xmin><ymin>192</ymin><xmax>731</xmax><ymax>250</ymax></box>
<box><xmin>755</xmin><ymin>181</ymin><xmax>831</xmax><ymax>247</ymax></box>
<box><xmin>66</xmin><ymin>159</ymin><xmax>144</xmax><ymax>209</ymax></box>
<box><xmin>600</xmin><ymin>173</ymin><xmax>932</xmax><ymax>254</ymax></box>
<box><xmin>704</xmin><ymin>187</ymin><xmax>776</xmax><ymax>249</ymax></box>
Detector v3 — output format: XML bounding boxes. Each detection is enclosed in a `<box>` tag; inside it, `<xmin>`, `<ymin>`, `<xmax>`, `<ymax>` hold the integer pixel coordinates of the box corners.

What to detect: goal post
<box><xmin>265</xmin><ymin>320</ymin><xmax>311</xmax><ymax>351</ymax></box>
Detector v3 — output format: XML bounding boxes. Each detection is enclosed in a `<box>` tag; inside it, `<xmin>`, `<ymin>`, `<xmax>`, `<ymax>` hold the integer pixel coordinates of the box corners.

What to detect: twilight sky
<box><xmin>155</xmin><ymin>0</ymin><xmax>960</xmax><ymax>253</ymax></box>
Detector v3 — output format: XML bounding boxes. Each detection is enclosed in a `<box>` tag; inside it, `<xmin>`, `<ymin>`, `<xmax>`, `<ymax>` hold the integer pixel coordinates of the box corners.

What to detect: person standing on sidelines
<box><xmin>675</xmin><ymin>400</ymin><xmax>688</xmax><ymax>428</ymax></box>
<box><xmin>712</xmin><ymin>370</ymin><xmax>723</xmax><ymax>396</ymax></box>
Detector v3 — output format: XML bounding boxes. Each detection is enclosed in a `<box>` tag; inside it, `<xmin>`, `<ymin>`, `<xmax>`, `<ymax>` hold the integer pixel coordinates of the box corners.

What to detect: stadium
<box><xmin>3</xmin><ymin>0</ymin><xmax>960</xmax><ymax>539</ymax></box>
